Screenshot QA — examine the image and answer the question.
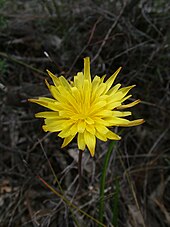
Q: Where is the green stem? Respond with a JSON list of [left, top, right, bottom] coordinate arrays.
[[99, 141, 115, 226], [112, 176, 120, 227]]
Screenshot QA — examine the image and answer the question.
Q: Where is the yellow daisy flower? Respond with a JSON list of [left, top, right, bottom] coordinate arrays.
[[29, 57, 144, 157]]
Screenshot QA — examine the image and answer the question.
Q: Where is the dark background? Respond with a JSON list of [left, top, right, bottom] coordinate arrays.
[[0, 0, 169, 226]]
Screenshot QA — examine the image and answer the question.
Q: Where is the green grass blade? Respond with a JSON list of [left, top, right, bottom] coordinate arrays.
[[99, 141, 116, 226], [112, 176, 120, 227]]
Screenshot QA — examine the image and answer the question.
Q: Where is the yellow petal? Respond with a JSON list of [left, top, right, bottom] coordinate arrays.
[[108, 85, 135, 103], [28, 98, 61, 111], [118, 119, 145, 127], [105, 101, 122, 110], [45, 83, 73, 108], [85, 117, 94, 124], [92, 117, 110, 126], [92, 76, 101, 90], [95, 130, 107, 141], [95, 124, 109, 134], [70, 122, 79, 135], [58, 128, 74, 138], [118, 85, 136, 95], [45, 80, 61, 101], [42, 124, 63, 132], [29, 97, 55, 103], [91, 76, 103, 102], [94, 110, 113, 117], [43, 119, 73, 132], [117, 99, 141, 109], [59, 110, 75, 117], [46, 70, 60, 87], [89, 101, 107, 115], [84, 57, 91, 82], [44, 118, 72, 127], [35, 111, 59, 118], [83, 79, 91, 109], [61, 135, 75, 148], [100, 74, 106, 83], [121, 94, 132, 102], [77, 133, 86, 150], [96, 83, 107, 97], [106, 83, 121, 95], [59, 76, 72, 91], [117, 85, 136, 101], [106, 130, 121, 140], [103, 117, 130, 126], [84, 130, 96, 157], [73, 72, 84, 88], [77, 120, 86, 133], [104, 117, 145, 127], [104, 67, 122, 94], [86, 124, 95, 135], [71, 87, 82, 104], [57, 86, 79, 112], [112, 111, 132, 117]]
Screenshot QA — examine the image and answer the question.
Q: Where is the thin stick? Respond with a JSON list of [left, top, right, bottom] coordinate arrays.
[[78, 150, 83, 188]]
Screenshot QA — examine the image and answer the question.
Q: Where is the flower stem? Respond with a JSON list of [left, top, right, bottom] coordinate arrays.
[[78, 150, 83, 188]]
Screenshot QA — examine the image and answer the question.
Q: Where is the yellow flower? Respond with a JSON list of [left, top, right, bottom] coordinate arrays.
[[29, 57, 144, 157]]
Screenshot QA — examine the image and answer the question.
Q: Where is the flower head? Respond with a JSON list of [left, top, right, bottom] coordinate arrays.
[[29, 57, 144, 156]]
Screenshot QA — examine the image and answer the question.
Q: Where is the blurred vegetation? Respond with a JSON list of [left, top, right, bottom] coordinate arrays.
[[0, 0, 169, 226]]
